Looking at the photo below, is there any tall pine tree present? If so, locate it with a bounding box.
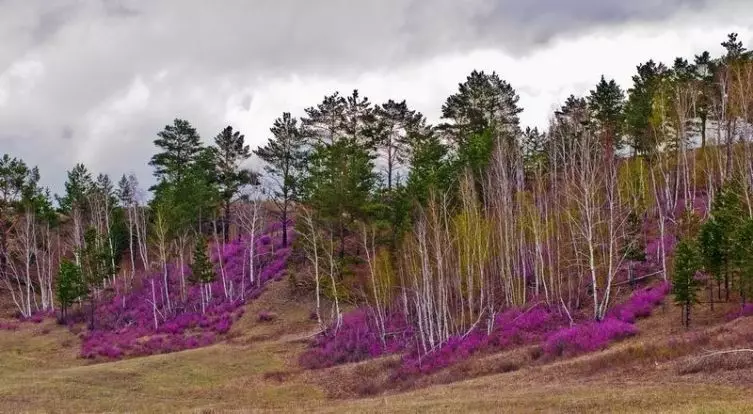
[254,112,306,247]
[213,125,256,241]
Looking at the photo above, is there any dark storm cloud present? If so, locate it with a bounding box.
[0,0,746,195]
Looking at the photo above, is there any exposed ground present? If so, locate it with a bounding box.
[1,280,752,413]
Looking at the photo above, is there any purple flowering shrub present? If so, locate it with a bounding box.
[80,222,293,360]
[607,281,670,323]
[542,318,638,357]
[397,306,572,377]
[543,281,668,358]
[299,308,412,369]
[304,280,670,376]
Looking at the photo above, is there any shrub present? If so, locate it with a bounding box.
[299,308,411,369]
[543,318,637,358]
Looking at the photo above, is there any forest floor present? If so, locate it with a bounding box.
[1,281,753,413]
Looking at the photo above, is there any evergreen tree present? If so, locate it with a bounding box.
[57,163,93,214]
[302,139,378,260]
[624,60,668,155]
[439,70,522,148]
[521,126,548,177]
[80,227,114,329]
[213,125,256,241]
[733,218,753,305]
[149,119,205,184]
[190,235,215,313]
[672,239,700,328]
[693,51,715,148]
[373,99,425,191]
[405,126,451,207]
[699,184,744,303]
[721,32,747,61]
[254,112,306,247]
[341,89,377,149]
[302,92,346,146]
[56,259,84,322]
[587,75,625,159]
[190,235,214,285]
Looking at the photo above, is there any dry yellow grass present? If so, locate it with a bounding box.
[1,282,752,413]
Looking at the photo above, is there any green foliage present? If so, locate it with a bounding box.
[56,163,93,214]
[405,127,452,208]
[213,125,256,230]
[149,119,205,183]
[455,128,496,180]
[733,218,753,303]
[588,75,626,150]
[254,112,307,246]
[440,70,522,146]
[672,239,701,327]
[698,184,745,303]
[522,127,549,176]
[625,60,668,155]
[56,259,85,319]
[80,227,114,291]
[190,235,215,285]
[302,140,378,231]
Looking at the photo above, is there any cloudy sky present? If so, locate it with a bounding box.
[1,0,751,195]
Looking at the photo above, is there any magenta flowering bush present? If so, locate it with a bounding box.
[303,280,669,377]
[542,318,637,357]
[299,308,412,369]
[607,281,670,323]
[397,306,572,377]
[79,222,294,360]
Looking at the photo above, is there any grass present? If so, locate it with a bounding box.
[1,282,753,413]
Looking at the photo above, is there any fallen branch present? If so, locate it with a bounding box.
[693,348,753,360]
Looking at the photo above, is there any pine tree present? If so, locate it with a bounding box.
[213,125,256,241]
[373,99,425,192]
[405,126,451,207]
[625,60,668,155]
[588,75,625,161]
[302,139,378,260]
[440,70,522,147]
[254,112,306,247]
[56,259,84,322]
[672,239,700,328]
[149,119,205,184]
[693,51,715,148]
[80,226,113,329]
[733,218,753,305]
[190,235,215,313]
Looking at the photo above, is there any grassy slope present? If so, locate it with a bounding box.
[1,281,752,413]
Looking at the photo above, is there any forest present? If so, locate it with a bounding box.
[1,31,753,382]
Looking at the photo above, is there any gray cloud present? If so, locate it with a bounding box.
[0,0,748,196]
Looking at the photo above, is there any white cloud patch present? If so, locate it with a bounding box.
[0,0,751,195]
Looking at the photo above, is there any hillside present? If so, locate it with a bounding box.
[1,278,752,413]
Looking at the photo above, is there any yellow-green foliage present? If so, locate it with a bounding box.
[618,156,651,213]
[371,247,396,306]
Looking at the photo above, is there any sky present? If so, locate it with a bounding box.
[1,0,752,196]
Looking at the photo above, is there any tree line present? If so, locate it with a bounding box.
[1,33,751,342]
